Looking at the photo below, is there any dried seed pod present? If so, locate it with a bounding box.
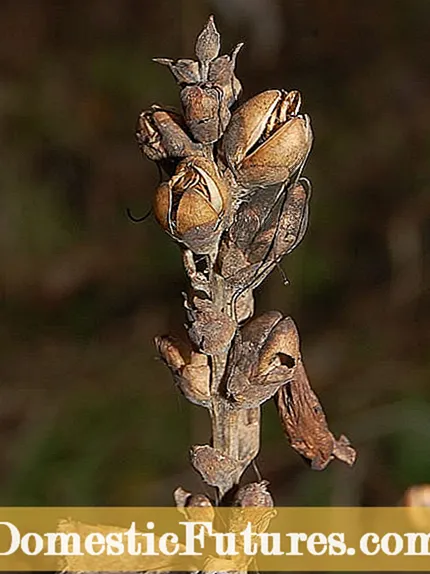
[218,178,311,298]
[220,89,313,190]
[155,335,211,407]
[136,105,199,163]
[226,312,300,407]
[153,156,230,254]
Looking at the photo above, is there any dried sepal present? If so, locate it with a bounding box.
[153,156,230,254]
[195,15,221,63]
[190,445,241,495]
[220,89,312,190]
[276,360,356,470]
[209,43,243,106]
[226,313,300,407]
[153,57,201,84]
[155,335,211,407]
[228,481,276,540]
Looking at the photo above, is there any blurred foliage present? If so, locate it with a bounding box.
[0,0,429,506]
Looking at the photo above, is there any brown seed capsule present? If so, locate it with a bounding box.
[220,89,313,190]
[153,156,229,254]
[136,105,199,163]
[226,312,300,408]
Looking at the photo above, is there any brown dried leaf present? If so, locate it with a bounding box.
[276,361,356,470]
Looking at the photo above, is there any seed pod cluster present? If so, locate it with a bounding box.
[135,16,355,512]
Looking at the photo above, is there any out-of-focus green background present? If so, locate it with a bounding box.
[1,0,429,507]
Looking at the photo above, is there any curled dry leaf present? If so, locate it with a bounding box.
[276,361,356,470]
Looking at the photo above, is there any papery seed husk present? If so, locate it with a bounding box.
[153,182,171,232]
[222,90,281,167]
[257,317,300,376]
[239,115,313,188]
[176,189,219,235]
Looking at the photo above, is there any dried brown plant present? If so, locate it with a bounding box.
[62,15,357,574]
[137,16,356,513]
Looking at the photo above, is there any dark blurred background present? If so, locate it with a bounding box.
[0,0,429,507]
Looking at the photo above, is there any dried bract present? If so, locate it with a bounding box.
[221,89,313,190]
[153,156,229,254]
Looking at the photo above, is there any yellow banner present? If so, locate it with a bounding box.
[0,507,429,571]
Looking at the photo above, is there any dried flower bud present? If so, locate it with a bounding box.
[195,15,221,63]
[136,106,199,163]
[221,89,313,190]
[153,156,229,254]
[155,18,242,144]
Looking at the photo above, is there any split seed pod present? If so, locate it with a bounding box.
[220,89,313,190]
[154,156,229,254]
[136,105,199,164]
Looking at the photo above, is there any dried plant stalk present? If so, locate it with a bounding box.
[141,16,356,506]
[63,15,356,574]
